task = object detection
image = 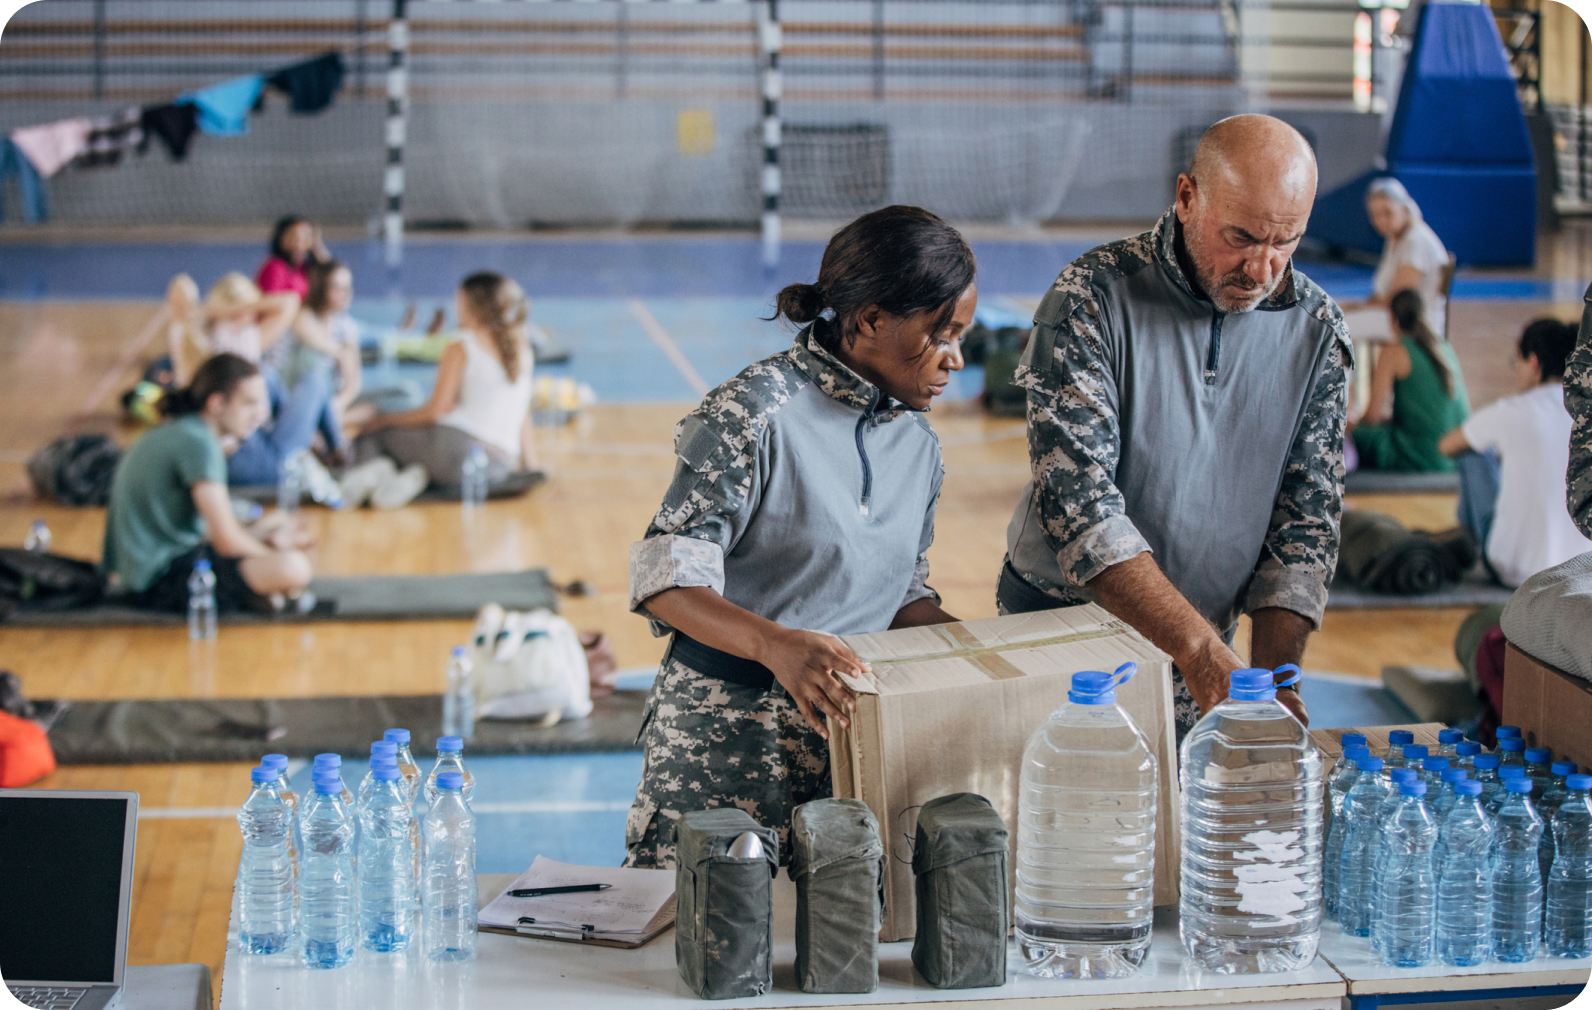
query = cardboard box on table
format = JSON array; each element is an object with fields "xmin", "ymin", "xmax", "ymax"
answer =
[
  {"xmin": 1502, "ymin": 643, "xmax": 1592, "ymax": 772},
  {"xmin": 828, "ymin": 605, "xmax": 1177, "ymax": 942}
]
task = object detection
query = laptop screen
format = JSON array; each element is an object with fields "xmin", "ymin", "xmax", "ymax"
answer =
[{"xmin": 0, "ymin": 796, "xmax": 130, "ymax": 984}]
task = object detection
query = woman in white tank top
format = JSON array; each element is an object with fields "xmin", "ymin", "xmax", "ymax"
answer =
[{"xmin": 351, "ymin": 272, "xmax": 537, "ymax": 500}]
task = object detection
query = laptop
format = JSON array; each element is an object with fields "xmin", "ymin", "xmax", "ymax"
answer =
[{"xmin": 0, "ymin": 790, "xmax": 138, "ymax": 1010}]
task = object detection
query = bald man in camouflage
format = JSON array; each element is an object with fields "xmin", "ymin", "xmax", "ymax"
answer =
[{"xmin": 998, "ymin": 114, "xmax": 1350, "ymax": 739}]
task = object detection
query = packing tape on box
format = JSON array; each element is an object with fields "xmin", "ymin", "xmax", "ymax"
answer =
[{"xmin": 856, "ymin": 625, "xmax": 1130, "ymax": 684}]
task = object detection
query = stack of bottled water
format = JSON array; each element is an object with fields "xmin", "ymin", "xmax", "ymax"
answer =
[
  {"xmin": 1180, "ymin": 666, "xmax": 1322, "ymax": 973},
  {"xmin": 1014, "ymin": 663, "xmax": 1156, "ymax": 979}
]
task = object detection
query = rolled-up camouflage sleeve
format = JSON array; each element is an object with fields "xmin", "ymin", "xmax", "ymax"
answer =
[
  {"xmin": 1566, "ymin": 284, "xmax": 1592, "ymax": 539},
  {"xmin": 1243, "ymin": 337, "xmax": 1348, "ymax": 627},
  {"xmin": 1016, "ymin": 304, "xmax": 1152, "ymax": 587}
]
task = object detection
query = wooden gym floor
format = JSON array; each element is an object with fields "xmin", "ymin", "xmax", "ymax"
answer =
[{"xmin": 0, "ymin": 261, "xmax": 1582, "ymax": 999}]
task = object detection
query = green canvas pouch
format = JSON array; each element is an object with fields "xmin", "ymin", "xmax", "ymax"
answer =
[
  {"xmin": 789, "ymin": 798, "xmax": 884, "ymax": 994},
  {"xmin": 673, "ymin": 808, "xmax": 779, "ymax": 1000},
  {"xmin": 909, "ymin": 792, "xmax": 1009, "ymax": 989}
]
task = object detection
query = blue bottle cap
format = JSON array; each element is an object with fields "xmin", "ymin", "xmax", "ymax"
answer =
[
  {"xmin": 1474, "ymin": 754, "xmax": 1500, "ymax": 770},
  {"xmin": 1344, "ymin": 745, "xmax": 1371, "ymax": 762},
  {"xmin": 1389, "ymin": 730, "xmax": 1415, "ymax": 745},
  {"xmin": 374, "ymin": 763, "xmax": 401, "ymax": 782},
  {"xmin": 1228, "ymin": 668, "xmax": 1276, "ymax": 701},
  {"xmin": 1423, "ymin": 757, "xmax": 1449, "ymax": 772},
  {"xmin": 193, "ymin": 558, "xmax": 212, "ymax": 573},
  {"xmin": 1505, "ymin": 777, "xmax": 1534, "ymax": 794},
  {"xmin": 1499, "ymin": 738, "xmax": 1525, "ymax": 753},
  {"xmin": 384, "ymin": 728, "xmax": 411, "ymax": 745},
  {"xmin": 1569, "ymin": 774, "xmax": 1592, "ymax": 791},
  {"xmin": 1399, "ymin": 780, "xmax": 1427, "ymax": 797},
  {"xmin": 1456, "ymin": 742, "xmax": 1481, "ymax": 757},
  {"xmin": 451, "ymin": 645, "xmax": 467, "ymax": 658},
  {"xmin": 371, "ymin": 740, "xmax": 398, "ymax": 756},
  {"xmin": 261, "ymin": 753, "xmax": 288, "ymax": 770},
  {"xmin": 313, "ymin": 775, "xmax": 343, "ymax": 795},
  {"xmin": 1554, "ymin": 762, "xmax": 1579, "ymax": 776},
  {"xmin": 1441, "ymin": 767, "xmax": 1468, "ymax": 783},
  {"xmin": 1438, "ymin": 728, "xmax": 1464, "ymax": 744},
  {"xmin": 1341, "ymin": 732, "xmax": 1368, "ymax": 748},
  {"xmin": 437, "ymin": 736, "xmax": 464, "ymax": 753},
  {"xmin": 1455, "ymin": 780, "xmax": 1483, "ymax": 796},
  {"xmin": 313, "ymin": 753, "xmax": 341, "ymax": 768},
  {"xmin": 1403, "ymin": 744, "xmax": 1429, "ymax": 760},
  {"xmin": 250, "ymin": 766, "xmax": 275, "ymax": 784},
  {"xmin": 1497, "ymin": 726, "xmax": 1522, "ymax": 739},
  {"xmin": 437, "ymin": 772, "xmax": 465, "ymax": 790},
  {"xmin": 1391, "ymin": 768, "xmax": 1419, "ymax": 784},
  {"xmin": 1526, "ymin": 747, "xmax": 1552, "ymax": 763},
  {"xmin": 1357, "ymin": 755, "xmax": 1385, "ymax": 772},
  {"xmin": 1500, "ymin": 765, "xmax": 1528, "ymax": 779},
  {"xmin": 369, "ymin": 753, "xmax": 399, "ymax": 769}
]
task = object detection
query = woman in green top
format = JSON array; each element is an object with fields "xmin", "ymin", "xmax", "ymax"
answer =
[{"xmin": 1352, "ymin": 289, "xmax": 1470, "ymax": 472}]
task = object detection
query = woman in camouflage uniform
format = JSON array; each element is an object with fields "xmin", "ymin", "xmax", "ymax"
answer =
[{"xmin": 624, "ymin": 206, "xmax": 977, "ymax": 868}]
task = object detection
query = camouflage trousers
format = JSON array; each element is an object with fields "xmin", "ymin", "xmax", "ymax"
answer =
[{"xmin": 622, "ymin": 654, "xmax": 831, "ymax": 870}]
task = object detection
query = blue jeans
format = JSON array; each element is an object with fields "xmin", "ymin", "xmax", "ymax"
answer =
[
  {"xmin": 0, "ymin": 139, "xmax": 47, "ymax": 224},
  {"xmin": 228, "ymin": 367, "xmax": 334, "ymax": 486},
  {"xmin": 1455, "ymin": 448, "xmax": 1502, "ymax": 582}
]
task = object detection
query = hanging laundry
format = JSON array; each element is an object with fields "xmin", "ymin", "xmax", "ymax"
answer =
[
  {"xmin": 138, "ymin": 103, "xmax": 200, "ymax": 161},
  {"xmin": 0, "ymin": 139, "xmax": 47, "ymax": 223},
  {"xmin": 177, "ymin": 74, "xmax": 266, "ymax": 137},
  {"xmin": 10, "ymin": 117, "xmax": 93, "ymax": 178},
  {"xmin": 74, "ymin": 107, "xmax": 145, "ymax": 169},
  {"xmin": 266, "ymin": 52, "xmax": 345, "ymax": 114}
]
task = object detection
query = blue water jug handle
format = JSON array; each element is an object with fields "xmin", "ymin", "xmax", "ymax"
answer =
[
  {"xmin": 1108, "ymin": 661, "xmax": 1137, "ymax": 690},
  {"xmin": 1272, "ymin": 664, "xmax": 1302, "ymax": 689}
]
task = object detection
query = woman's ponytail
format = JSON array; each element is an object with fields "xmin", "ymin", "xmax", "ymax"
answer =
[
  {"xmin": 773, "ymin": 282, "xmax": 827, "ymax": 326},
  {"xmin": 1390, "ymin": 288, "xmax": 1454, "ymax": 398},
  {"xmin": 158, "ymin": 352, "xmax": 261, "ymax": 417}
]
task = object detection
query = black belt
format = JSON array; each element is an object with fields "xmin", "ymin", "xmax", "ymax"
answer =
[
  {"xmin": 996, "ymin": 559, "xmax": 1071, "ymax": 615},
  {"xmin": 669, "ymin": 631, "xmax": 776, "ymax": 691}
]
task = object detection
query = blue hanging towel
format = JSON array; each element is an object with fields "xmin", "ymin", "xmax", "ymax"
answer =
[{"xmin": 178, "ymin": 74, "xmax": 266, "ymax": 137}]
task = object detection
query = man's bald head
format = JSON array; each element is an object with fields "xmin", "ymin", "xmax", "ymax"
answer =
[{"xmin": 1189, "ymin": 114, "xmax": 1317, "ymax": 204}]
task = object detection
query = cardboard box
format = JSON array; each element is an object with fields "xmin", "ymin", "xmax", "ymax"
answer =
[
  {"xmin": 1309, "ymin": 723, "xmax": 1448, "ymax": 770},
  {"xmin": 1503, "ymin": 643, "xmax": 1592, "ymax": 772},
  {"xmin": 828, "ymin": 605, "xmax": 1176, "ymax": 942}
]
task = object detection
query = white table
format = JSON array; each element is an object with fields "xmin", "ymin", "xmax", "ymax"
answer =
[
  {"xmin": 219, "ymin": 874, "xmax": 1345, "ymax": 1010},
  {"xmin": 1315, "ymin": 921, "xmax": 1591, "ymax": 1010}
]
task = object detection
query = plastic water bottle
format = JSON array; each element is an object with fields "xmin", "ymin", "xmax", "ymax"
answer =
[
  {"xmin": 1373, "ymin": 780, "xmax": 1439, "ymax": 967},
  {"xmin": 424, "ymin": 736, "xmax": 476, "ymax": 808},
  {"xmin": 278, "ymin": 450, "xmax": 306, "ymax": 515},
  {"xmin": 312, "ymin": 754, "xmax": 355, "ymax": 809},
  {"xmin": 1540, "ymin": 762, "xmax": 1581, "ymax": 882},
  {"xmin": 1385, "ymin": 730, "xmax": 1415, "ymax": 762},
  {"xmin": 442, "ymin": 647, "xmax": 475, "ymax": 741},
  {"xmin": 1420, "ymin": 756, "xmax": 1450, "ymax": 792},
  {"xmin": 1179, "ymin": 666, "xmax": 1322, "ymax": 973},
  {"xmin": 1525, "ymin": 748, "xmax": 1554, "ymax": 792},
  {"xmin": 358, "ymin": 741, "xmax": 400, "ymax": 807},
  {"xmin": 1492, "ymin": 777, "xmax": 1545, "ymax": 962},
  {"xmin": 237, "ymin": 766, "xmax": 296, "ymax": 954},
  {"xmin": 300, "ymin": 773, "xmax": 358, "ymax": 969},
  {"xmin": 385, "ymin": 728, "xmax": 421, "ymax": 798},
  {"xmin": 1473, "ymin": 754, "xmax": 1503, "ymax": 806},
  {"xmin": 1546, "ymin": 774, "xmax": 1592, "ymax": 958},
  {"xmin": 422, "ymin": 772, "xmax": 477, "ymax": 962},
  {"xmin": 1492, "ymin": 766, "xmax": 1529, "ymax": 815},
  {"xmin": 260, "ymin": 753, "xmax": 300, "ymax": 902},
  {"xmin": 358, "ymin": 760, "xmax": 416, "ymax": 952},
  {"xmin": 1497, "ymin": 725, "xmax": 1523, "ymax": 744},
  {"xmin": 1398, "ymin": 744, "xmax": 1429, "ymax": 776},
  {"xmin": 1436, "ymin": 780, "xmax": 1493, "ymax": 967},
  {"xmin": 1014, "ymin": 664, "xmax": 1156, "ymax": 978},
  {"xmin": 23, "ymin": 518, "xmax": 50, "ymax": 553},
  {"xmin": 1432, "ymin": 768, "xmax": 1469, "ymax": 870},
  {"xmin": 187, "ymin": 559, "xmax": 216, "ymax": 641},
  {"xmin": 461, "ymin": 444, "xmax": 489, "ymax": 511},
  {"xmin": 1436, "ymin": 728, "xmax": 1464, "ymax": 759},
  {"xmin": 1324, "ymin": 745, "xmax": 1371, "ymax": 921},
  {"xmin": 1369, "ymin": 768, "xmax": 1420, "ymax": 953},
  {"xmin": 1454, "ymin": 741, "xmax": 1481, "ymax": 774},
  {"xmin": 1498, "ymin": 737, "xmax": 1527, "ymax": 769},
  {"xmin": 1325, "ymin": 734, "xmax": 1368, "ymax": 839},
  {"xmin": 1338, "ymin": 755, "xmax": 1392, "ymax": 937}
]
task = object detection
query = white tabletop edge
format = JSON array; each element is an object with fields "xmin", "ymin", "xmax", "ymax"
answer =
[{"xmin": 1315, "ymin": 928, "xmax": 1592, "ymax": 995}]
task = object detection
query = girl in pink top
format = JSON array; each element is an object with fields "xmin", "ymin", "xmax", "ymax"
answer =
[{"xmin": 255, "ymin": 215, "xmax": 330, "ymax": 298}]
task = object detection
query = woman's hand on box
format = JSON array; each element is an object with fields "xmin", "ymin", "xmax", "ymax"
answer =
[{"xmin": 758, "ymin": 628, "xmax": 867, "ymax": 740}]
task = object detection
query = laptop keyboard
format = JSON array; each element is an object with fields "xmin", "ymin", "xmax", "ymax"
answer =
[{"xmin": 8, "ymin": 986, "xmax": 89, "ymax": 1009}]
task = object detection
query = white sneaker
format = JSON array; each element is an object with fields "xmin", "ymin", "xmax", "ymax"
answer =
[
  {"xmin": 337, "ymin": 457, "xmax": 397, "ymax": 509},
  {"xmin": 371, "ymin": 463, "xmax": 429, "ymax": 510},
  {"xmin": 298, "ymin": 453, "xmax": 344, "ymax": 509}
]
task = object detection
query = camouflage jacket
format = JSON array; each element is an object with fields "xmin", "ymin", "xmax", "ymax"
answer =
[
  {"xmin": 629, "ymin": 325, "xmax": 943, "ymax": 638},
  {"xmin": 1567, "ymin": 282, "xmax": 1592, "ymax": 539},
  {"xmin": 1005, "ymin": 207, "xmax": 1351, "ymax": 632}
]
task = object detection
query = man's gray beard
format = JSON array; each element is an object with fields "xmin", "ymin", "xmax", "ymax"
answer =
[{"xmin": 1188, "ymin": 230, "xmax": 1285, "ymax": 313}]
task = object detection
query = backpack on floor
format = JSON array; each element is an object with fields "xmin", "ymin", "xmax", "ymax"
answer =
[
  {"xmin": 0, "ymin": 549, "xmax": 104, "ymax": 619},
  {"xmin": 27, "ymin": 434, "xmax": 122, "ymax": 506},
  {"xmin": 468, "ymin": 605, "xmax": 594, "ymax": 725}
]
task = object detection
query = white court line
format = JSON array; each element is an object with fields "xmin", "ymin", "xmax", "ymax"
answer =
[
  {"xmin": 138, "ymin": 799, "xmax": 632, "ymax": 820},
  {"xmin": 626, "ymin": 298, "xmax": 710, "ymax": 398}
]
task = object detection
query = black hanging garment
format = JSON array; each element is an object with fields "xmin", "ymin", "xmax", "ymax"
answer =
[
  {"xmin": 266, "ymin": 52, "xmax": 346, "ymax": 114},
  {"xmin": 75, "ymin": 108, "xmax": 144, "ymax": 168},
  {"xmin": 138, "ymin": 104, "xmax": 200, "ymax": 161}
]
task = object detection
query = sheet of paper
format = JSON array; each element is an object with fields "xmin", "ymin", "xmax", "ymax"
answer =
[{"xmin": 478, "ymin": 855, "xmax": 676, "ymax": 933}]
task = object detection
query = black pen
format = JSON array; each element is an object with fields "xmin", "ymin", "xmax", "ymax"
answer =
[{"xmin": 509, "ymin": 883, "xmax": 613, "ymax": 898}]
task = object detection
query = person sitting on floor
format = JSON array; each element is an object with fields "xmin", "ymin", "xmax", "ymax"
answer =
[
  {"xmin": 1351, "ymin": 289, "xmax": 1470, "ymax": 472},
  {"xmin": 255, "ymin": 214, "xmax": 330, "ymax": 300},
  {"xmin": 1347, "ymin": 177, "xmax": 1452, "ymax": 337},
  {"xmin": 342, "ymin": 271, "xmax": 539, "ymax": 509},
  {"xmin": 262, "ymin": 259, "xmax": 364, "ymax": 465},
  {"xmin": 166, "ymin": 271, "xmax": 298, "ymax": 386},
  {"xmin": 102, "ymin": 353, "xmax": 315, "ymax": 613},
  {"xmin": 1439, "ymin": 317, "xmax": 1591, "ymax": 587}
]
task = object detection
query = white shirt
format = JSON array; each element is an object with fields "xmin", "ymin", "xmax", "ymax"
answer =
[
  {"xmin": 1462, "ymin": 382, "xmax": 1592, "ymax": 587},
  {"xmin": 1372, "ymin": 218, "xmax": 1449, "ymax": 337},
  {"xmin": 438, "ymin": 329, "xmax": 533, "ymax": 460}
]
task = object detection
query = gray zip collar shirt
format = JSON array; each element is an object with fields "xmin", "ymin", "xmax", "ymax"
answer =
[
  {"xmin": 630, "ymin": 324, "xmax": 943, "ymax": 638},
  {"xmin": 1006, "ymin": 206, "xmax": 1351, "ymax": 634}
]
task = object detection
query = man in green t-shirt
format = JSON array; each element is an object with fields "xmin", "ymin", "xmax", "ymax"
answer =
[{"xmin": 103, "ymin": 353, "xmax": 315, "ymax": 612}]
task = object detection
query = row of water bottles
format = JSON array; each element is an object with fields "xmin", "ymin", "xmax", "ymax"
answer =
[
  {"xmin": 1325, "ymin": 725, "xmax": 1592, "ymax": 967},
  {"xmin": 235, "ymin": 728, "xmax": 480, "ymax": 968},
  {"xmin": 1014, "ymin": 664, "xmax": 1322, "ymax": 978}
]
